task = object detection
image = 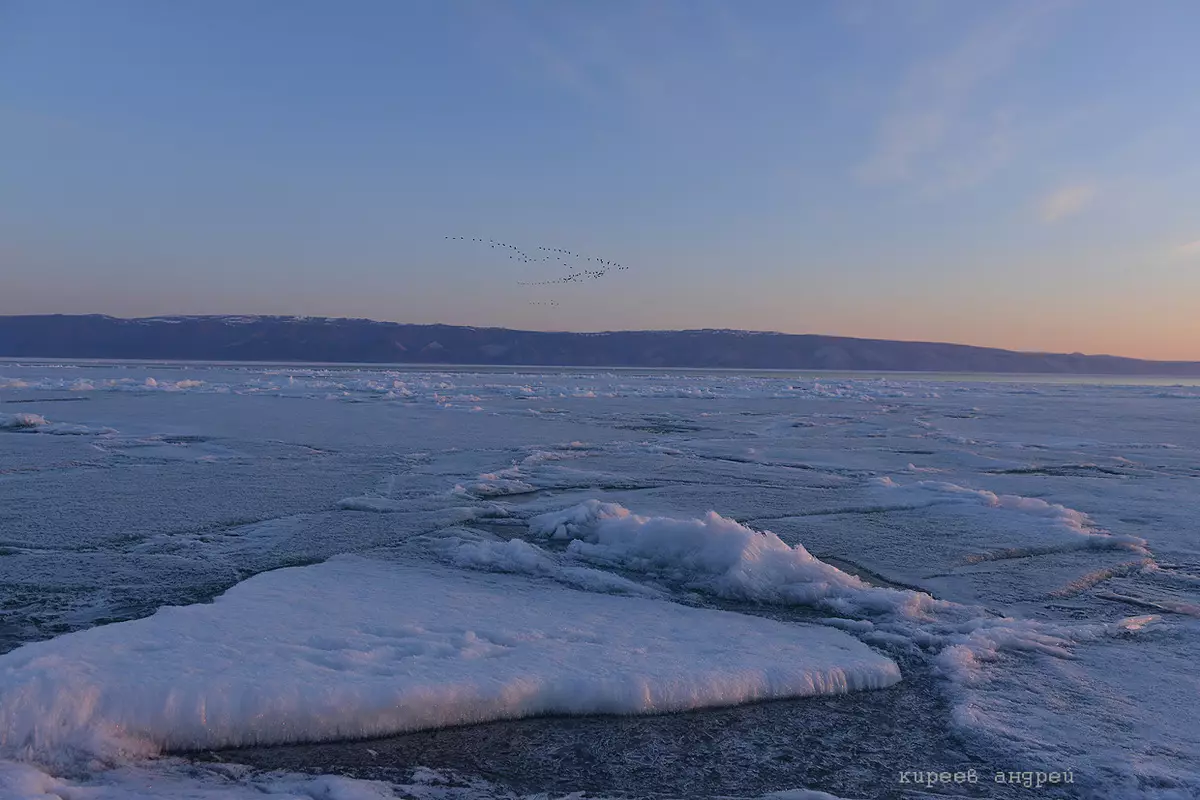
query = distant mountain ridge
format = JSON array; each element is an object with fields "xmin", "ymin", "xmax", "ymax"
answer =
[{"xmin": 1, "ymin": 314, "xmax": 1197, "ymax": 376}]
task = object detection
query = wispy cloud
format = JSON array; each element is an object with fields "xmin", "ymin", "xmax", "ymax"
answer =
[
  {"xmin": 856, "ymin": 0, "xmax": 1071, "ymax": 189},
  {"xmin": 1037, "ymin": 183, "xmax": 1097, "ymax": 222}
]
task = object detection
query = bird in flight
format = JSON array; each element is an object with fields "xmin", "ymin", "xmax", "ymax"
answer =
[{"xmin": 444, "ymin": 237, "xmax": 632, "ymax": 287}]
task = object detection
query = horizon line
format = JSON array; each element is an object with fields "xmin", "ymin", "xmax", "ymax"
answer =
[{"xmin": 3, "ymin": 312, "xmax": 1198, "ymax": 365}]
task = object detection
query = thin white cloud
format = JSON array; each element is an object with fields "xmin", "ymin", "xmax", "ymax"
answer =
[
  {"xmin": 1037, "ymin": 183, "xmax": 1097, "ymax": 222},
  {"xmin": 856, "ymin": 0, "xmax": 1071, "ymax": 187}
]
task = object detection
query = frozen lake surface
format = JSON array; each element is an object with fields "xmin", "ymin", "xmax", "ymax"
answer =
[{"xmin": 1, "ymin": 363, "xmax": 1197, "ymax": 799}]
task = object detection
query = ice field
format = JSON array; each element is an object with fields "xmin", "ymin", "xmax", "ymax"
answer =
[{"xmin": 1, "ymin": 362, "xmax": 1198, "ymax": 799}]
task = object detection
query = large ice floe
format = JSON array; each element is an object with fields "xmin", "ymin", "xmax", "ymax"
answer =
[{"xmin": 0, "ymin": 556, "xmax": 899, "ymax": 764}]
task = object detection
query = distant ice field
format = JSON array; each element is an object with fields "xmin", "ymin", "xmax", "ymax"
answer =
[{"xmin": 1, "ymin": 362, "xmax": 1198, "ymax": 799}]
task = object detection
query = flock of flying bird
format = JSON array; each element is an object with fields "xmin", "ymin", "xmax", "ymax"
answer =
[{"xmin": 443, "ymin": 237, "xmax": 630, "ymax": 304}]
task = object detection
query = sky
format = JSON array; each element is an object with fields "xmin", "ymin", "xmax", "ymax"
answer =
[{"xmin": 3, "ymin": 0, "xmax": 1199, "ymax": 360}]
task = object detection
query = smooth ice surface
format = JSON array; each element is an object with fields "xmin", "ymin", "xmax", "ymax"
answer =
[{"xmin": 0, "ymin": 556, "xmax": 899, "ymax": 760}]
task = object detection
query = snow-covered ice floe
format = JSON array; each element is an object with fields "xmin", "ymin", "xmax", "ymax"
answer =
[{"xmin": 0, "ymin": 556, "xmax": 899, "ymax": 764}]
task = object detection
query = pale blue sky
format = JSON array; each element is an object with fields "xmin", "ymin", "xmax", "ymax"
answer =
[{"xmin": 3, "ymin": 0, "xmax": 1198, "ymax": 358}]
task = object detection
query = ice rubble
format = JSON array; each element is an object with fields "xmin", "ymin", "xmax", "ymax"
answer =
[
  {"xmin": 0, "ymin": 365, "xmax": 939, "ymax": 406},
  {"xmin": 0, "ymin": 556, "xmax": 900, "ymax": 763},
  {"xmin": 452, "ymin": 475, "xmax": 537, "ymax": 498},
  {"xmin": 0, "ymin": 412, "xmax": 114, "ymax": 436},
  {"xmin": 528, "ymin": 500, "xmax": 945, "ymax": 618},
  {"xmin": 441, "ymin": 535, "xmax": 665, "ymax": 598},
  {"xmin": 0, "ymin": 413, "xmax": 47, "ymax": 430}
]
